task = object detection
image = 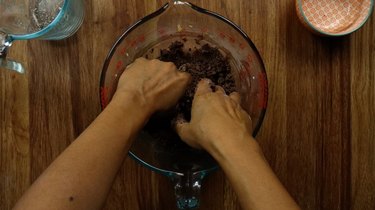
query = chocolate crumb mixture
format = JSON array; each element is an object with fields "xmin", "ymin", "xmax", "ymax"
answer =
[
  {"xmin": 159, "ymin": 41, "xmax": 236, "ymax": 120},
  {"xmin": 143, "ymin": 41, "xmax": 236, "ymax": 147}
]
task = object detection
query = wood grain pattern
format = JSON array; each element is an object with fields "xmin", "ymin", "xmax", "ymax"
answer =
[
  {"xmin": 0, "ymin": 41, "xmax": 30, "ymax": 210},
  {"xmin": 1, "ymin": 0, "xmax": 374, "ymax": 209},
  {"xmin": 350, "ymin": 17, "xmax": 375, "ymax": 209}
]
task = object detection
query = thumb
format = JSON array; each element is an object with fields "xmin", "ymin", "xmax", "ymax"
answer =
[
  {"xmin": 175, "ymin": 117, "xmax": 202, "ymax": 149},
  {"xmin": 175, "ymin": 116, "xmax": 191, "ymax": 141}
]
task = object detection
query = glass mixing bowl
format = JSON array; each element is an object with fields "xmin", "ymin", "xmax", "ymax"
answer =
[
  {"xmin": 0, "ymin": 0, "xmax": 85, "ymax": 73},
  {"xmin": 100, "ymin": 1, "xmax": 268, "ymax": 209}
]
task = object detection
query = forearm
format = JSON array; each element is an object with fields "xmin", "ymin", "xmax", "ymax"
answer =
[
  {"xmin": 209, "ymin": 136, "xmax": 300, "ymax": 210},
  {"xmin": 14, "ymin": 94, "xmax": 148, "ymax": 210}
]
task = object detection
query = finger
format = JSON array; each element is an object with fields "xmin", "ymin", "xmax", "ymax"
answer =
[
  {"xmin": 164, "ymin": 61, "xmax": 177, "ymax": 71},
  {"xmin": 179, "ymin": 72, "xmax": 192, "ymax": 85},
  {"xmin": 128, "ymin": 57, "xmax": 147, "ymax": 68},
  {"xmin": 126, "ymin": 61, "xmax": 134, "ymax": 69},
  {"xmin": 175, "ymin": 117, "xmax": 191, "ymax": 141},
  {"xmin": 215, "ymin": 85, "xmax": 225, "ymax": 94},
  {"xmin": 136, "ymin": 57, "xmax": 147, "ymax": 61},
  {"xmin": 195, "ymin": 79, "xmax": 213, "ymax": 97},
  {"xmin": 177, "ymin": 69, "xmax": 191, "ymax": 78},
  {"xmin": 229, "ymin": 92, "xmax": 241, "ymax": 104},
  {"xmin": 175, "ymin": 117, "xmax": 202, "ymax": 149},
  {"xmin": 139, "ymin": 57, "xmax": 147, "ymax": 60}
]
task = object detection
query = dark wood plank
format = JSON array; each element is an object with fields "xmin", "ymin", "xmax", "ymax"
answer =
[
  {"xmin": 0, "ymin": 41, "xmax": 30, "ymax": 210},
  {"xmin": 350, "ymin": 17, "xmax": 375, "ymax": 210}
]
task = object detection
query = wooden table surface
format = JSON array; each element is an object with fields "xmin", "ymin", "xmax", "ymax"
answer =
[{"xmin": 1, "ymin": 0, "xmax": 374, "ymax": 209}]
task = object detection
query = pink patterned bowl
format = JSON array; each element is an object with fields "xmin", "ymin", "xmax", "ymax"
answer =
[{"xmin": 296, "ymin": 0, "xmax": 374, "ymax": 36}]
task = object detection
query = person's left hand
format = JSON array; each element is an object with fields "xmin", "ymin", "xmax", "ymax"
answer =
[{"xmin": 112, "ymin": 58, "xmax": 191, "ymax": 116}]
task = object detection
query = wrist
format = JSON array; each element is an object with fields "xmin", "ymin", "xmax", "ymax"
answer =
[
  {"xmin": 206, "ymin": 133, "xmax": 263, "ymax": 163},
  {"xmin": 109, "ymin": 91, "xmax": 152, "ymax": 125}
]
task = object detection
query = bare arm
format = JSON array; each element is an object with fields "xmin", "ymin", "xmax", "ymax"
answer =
[
  {"xmin": 176, "ymin": 79, "xmax": 300, "ymax": 210},
  {"xmin": 13, "ymin": 58, "xmax": 191, "ymax": 210}
]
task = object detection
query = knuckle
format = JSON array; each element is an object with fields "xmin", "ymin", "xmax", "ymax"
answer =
[
  {"xmin": 179, "ymin": 72, "xmax": 191, "ymax": 79},
  {"xmin": 135, "ymin": 57, "xmax": 146, "ymax": 62},
  {"xmin": 133, "ymin": 57, "xmax": 146, "ymax": 66},
  {"xmin": 150, "ymin": 59, "xmax": 159, "ymax": 64},
  {"xmin": 165, "ymin": 62, "xmax": 177, "ymax": 70}
]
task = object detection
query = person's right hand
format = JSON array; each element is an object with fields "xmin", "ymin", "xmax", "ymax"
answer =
[
  {"xmin": 112, "ymin": 58, "xmax": 191, "ymax": 118},
  {"xmin": 176, "ymin": 79, "xmax": 254, "ymax": 151}
]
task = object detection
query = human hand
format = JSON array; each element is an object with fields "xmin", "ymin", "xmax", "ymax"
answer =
[
  {"xmin": 112, "ymin": 58, "xmax": 191, "ymax": 117},
  {"xmin": 176, "ymin": 79, "xmax": 254, "ymax": 151},
  {"xmin": 175, "ymin": 81, "xmax": 299, "ymax": 210}
]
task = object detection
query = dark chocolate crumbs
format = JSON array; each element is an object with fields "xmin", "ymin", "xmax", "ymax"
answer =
[
  {"xmin": 158, "ymin": 41, "xmax": 236, "ymax": 120},
  {"xmin": 144, "ymin": 41, "xmax": 236, "ymax": 147}
]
